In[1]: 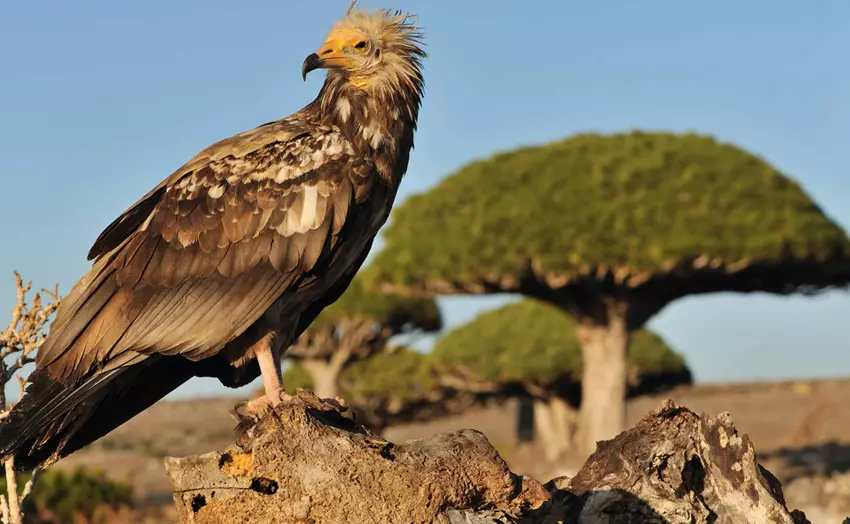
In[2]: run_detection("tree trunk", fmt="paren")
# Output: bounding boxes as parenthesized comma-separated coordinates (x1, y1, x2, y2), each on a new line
(516, 396, 535, 443)
(576, 312, 629, 456)
(533, 396, 578, 462)
(300, 359, 342, 399)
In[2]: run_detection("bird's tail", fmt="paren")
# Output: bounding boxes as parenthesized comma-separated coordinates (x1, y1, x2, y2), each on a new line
(0, 355, 195, 471)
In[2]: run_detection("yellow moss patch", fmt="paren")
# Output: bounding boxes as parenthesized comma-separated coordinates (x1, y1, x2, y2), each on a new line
(221, 452, 254, 477)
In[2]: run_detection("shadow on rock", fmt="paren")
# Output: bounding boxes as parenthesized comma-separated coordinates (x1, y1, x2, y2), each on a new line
(537, 487, 670, 524)
(762, 442, 850, 482)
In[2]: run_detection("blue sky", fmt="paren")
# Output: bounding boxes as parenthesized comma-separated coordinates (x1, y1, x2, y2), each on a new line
(1, 1, 848, 399)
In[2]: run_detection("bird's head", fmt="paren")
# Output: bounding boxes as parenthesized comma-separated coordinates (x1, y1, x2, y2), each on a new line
(302, 2, 425, 93)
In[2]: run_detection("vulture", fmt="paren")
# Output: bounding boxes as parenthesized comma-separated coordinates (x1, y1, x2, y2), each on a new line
(0, 3, 425, 471)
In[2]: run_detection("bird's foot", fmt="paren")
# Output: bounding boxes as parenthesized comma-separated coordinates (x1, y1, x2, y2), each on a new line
(230, 391, 294, 424)
(230, 391, 295, 450)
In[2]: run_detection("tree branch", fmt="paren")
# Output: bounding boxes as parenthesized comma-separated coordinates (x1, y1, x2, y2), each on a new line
(0, 273, 60, 524)
(0, 494, 9, 524)
(3, 460, 20, 524)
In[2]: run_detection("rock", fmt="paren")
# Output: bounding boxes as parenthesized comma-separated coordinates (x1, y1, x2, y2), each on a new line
(166, 390, 548, 524)
(549, 400, 810, 523)
(166, 393, 808, 524)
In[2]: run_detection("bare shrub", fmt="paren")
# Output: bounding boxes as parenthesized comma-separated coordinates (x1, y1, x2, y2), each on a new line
(0, 272, 60, 524)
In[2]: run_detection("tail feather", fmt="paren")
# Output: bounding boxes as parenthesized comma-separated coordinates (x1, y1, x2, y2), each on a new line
(0, 355, 196, 471)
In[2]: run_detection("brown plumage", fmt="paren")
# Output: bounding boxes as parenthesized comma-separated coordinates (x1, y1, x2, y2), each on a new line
(0, 3, 425, 471)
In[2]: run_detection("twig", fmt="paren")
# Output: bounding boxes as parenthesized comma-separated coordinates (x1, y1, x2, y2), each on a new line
(0, 493, 9, 524)
(4, 459, 20, 524)
(19, 466, 40, 502)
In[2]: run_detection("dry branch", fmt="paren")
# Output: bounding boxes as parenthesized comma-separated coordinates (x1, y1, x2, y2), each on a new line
(0, 272, 60, 524)
(167, 394, 810, 524)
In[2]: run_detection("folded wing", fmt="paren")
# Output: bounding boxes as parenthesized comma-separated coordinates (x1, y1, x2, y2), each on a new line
(37, 121, 372, 384)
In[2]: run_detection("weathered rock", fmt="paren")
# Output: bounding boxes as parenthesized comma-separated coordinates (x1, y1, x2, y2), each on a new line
(166, 393, 809, 523)
(546, 400, 811, 523)
(166, 390, 548, 523)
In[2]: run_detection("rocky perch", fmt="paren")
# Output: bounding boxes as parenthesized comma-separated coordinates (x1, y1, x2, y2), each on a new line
(166, 391, 812, 524)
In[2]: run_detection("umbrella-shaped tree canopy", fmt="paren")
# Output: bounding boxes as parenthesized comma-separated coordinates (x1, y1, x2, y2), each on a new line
(364, 131, 850, 454)
(431, 299, 690, 393)
(284, 348, 478, 432)
(366, 131, 850, 308)
(288, 275, 441, 398)
(431, 298, 691, 460)
(308, 275, 442, 335)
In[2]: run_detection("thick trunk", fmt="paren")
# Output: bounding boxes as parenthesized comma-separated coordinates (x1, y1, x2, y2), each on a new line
(300, 359, 342, 399)
(576, 312, 629, 456)
(516, 396, 535, 443)
(533, 397, 578, 462)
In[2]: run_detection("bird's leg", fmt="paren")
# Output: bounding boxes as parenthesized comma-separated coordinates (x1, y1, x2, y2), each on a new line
(233, 332, 292, 421)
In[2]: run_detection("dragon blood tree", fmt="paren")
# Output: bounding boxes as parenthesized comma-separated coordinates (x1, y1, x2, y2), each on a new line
(363, 131, 850, 454)
(284, 348, 480, 432)
(287, 275, 441, 399)
(432, 299, 690, 461)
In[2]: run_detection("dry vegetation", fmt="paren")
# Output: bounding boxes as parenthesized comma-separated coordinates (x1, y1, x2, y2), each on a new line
(0, 273, 59, 524)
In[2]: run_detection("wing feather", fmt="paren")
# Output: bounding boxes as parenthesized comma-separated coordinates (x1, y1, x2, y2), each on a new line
(302, 217, 332, 271)
(38, 123, 369, 383)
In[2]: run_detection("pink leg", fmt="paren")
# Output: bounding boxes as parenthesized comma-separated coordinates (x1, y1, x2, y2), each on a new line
(256, 339, 286, 405)
(235, 332, 292, 420)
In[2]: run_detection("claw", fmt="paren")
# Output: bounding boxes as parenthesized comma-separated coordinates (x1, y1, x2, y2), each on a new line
(231, 392, 294, 425)
(229, 400, 249, 422)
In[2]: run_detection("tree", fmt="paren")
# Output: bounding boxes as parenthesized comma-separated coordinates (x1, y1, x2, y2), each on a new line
(284, 348, 479, 432)
(363, 131, 850, 454)
(287, 276, 441, 399)
(431, 299, 690, 461)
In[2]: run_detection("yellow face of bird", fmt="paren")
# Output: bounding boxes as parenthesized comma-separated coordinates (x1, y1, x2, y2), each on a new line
(302, 26, 381, 87)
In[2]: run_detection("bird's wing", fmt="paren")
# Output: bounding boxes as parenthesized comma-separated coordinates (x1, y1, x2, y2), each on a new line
(37, 119, 374, 383)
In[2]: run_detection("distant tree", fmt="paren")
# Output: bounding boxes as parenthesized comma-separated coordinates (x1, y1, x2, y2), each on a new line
(431, 299, 690, 461)
(364, 131, 850, 454)
(287, 277, 441, 399)
(284, 348, 480, 433)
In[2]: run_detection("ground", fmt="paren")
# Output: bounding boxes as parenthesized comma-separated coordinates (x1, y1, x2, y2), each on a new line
(55, 378, 850, 523)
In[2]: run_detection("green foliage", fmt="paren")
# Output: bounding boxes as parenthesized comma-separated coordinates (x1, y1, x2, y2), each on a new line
(283, 361, 314, 393)
(366, 131, 850, 290)
(432, 299, 688, 386)
(285, 348, 442, 402)
(284, 349, 454, 430)
(0, 467, 133, 523)
(341, 348, 443, 403)
(309, 275, 442, 333)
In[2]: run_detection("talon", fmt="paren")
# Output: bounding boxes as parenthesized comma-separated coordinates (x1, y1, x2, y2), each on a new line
(229, 400, 250, 422)
(279, 392, 294, 404)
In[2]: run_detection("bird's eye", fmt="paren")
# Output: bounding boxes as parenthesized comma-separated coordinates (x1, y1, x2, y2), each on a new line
(354, 41, 368, 50)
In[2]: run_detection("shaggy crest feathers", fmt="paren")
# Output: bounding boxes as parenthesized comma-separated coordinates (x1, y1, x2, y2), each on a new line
(332, 3, 426, 98)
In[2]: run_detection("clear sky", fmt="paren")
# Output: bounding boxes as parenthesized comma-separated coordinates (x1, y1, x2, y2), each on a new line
(1, 1, 848, 400)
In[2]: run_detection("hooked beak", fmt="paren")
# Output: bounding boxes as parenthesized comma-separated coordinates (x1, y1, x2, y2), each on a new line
(302, 39, 350, 81)
(302, 53, 322, 80)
